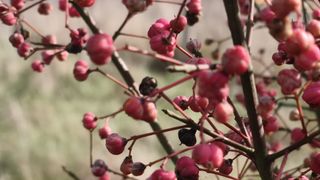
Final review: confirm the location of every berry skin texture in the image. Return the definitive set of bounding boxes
[123,97,157,122]
[91,159,108,177]
[82,112,97,130]
[148,169,177,180]
[31,60,45,73]
[170,16,187,33]
[105,133,127,155]
[285,29,315,56]
[86,33,114,65]
[147,18,170,38]
[74,0,95,7]
[192,144,212,166]
[214,101,233,123]
[73,60,89,81]
[302,81,320,107]
[221,45,250,75]
[294,45,320,71]
[277,69,301,95]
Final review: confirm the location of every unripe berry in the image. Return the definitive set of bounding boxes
[31,60,45,73]
[291,128,306,143]
[170,16,187,33]
[82,112,97,130]
[178,128,197,146]
[91,159,107,177]
[86,33,114,65]
[74,0,95,7]
[73,60,89,81]
[120,156,133,175]
[131,162,146,176]
[105,133,127,155]
[139,76,157,96]
[17,42,32,58]
[9,32,24,48]
[148,169,176,180]
[38,3,53,15]
[218,159,233,175]
[302,81,320,108]
[173,96,189,111]
[186,38,202,54]
[289,109,300,121]
[188,95,209,112]
[214,101,233,123]
[221,45,250,75]
[294,45,320,71]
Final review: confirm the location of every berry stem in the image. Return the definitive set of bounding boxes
[62,166,80,180]
[275,152,289,180]
[198,168,239,180]
[113,12,133,40]
[154,0,182,5]
[17,0,47,15]
[223,122,251,147]
[238,158,251,179]
[118,32,149,39]
[97,108,124,120]
[91,68,129,90]
[294,93,307,133]
[167,0,187,40]
[20,19,45,38]
[122,45,183,65]
[89,131,93,167]
[176,44,193,58]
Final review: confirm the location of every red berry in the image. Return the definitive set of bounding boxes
[42,35,57,45]
[295,45,320,71]
[175,156,199,180]
[310,152,320,174]
[173,96,189,110]
[1,10,17,26]
[74,0,95,7]
[17,42,32,58]
[263,115,280,134]
[123,97,157,122]
[120,156,133,175]
[291,128,306,143]
[214,101,233,123]
[86,33,114,65]
[188,95,209,112]
[307,20,320,38]
[98,122,112,139]
[271,0,301,19]
[187,0,202,14]
[302,81,320,107]
[11,0,24,10]
[41,50,55,65]
[209,143,224,168]
[192,144,212,166]
[91,159,107,177]
[38,2,53,15]
[149,31,176,57]
[147,18,170,38]
[9,32,24,48]
[285,29,315,56]
[218,159,233,175]
[221,45,250,75]
[82,112,97,130]
[56,51,68,61]
[105,133,127,155]
[31,60,45,73]
[277,68,301,95]
[99,173,110,180]
[170,16,187,33]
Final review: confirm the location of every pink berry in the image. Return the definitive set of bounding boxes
[313,9,320,20]
[98,122,112,139]
[170,16,187,33]
[147,18,170,38]
[120,156,133,175]
[307,20,320,38]
[122,0,149,13]
[270,0,301,19]
[291,128,306,143]
[302,81,320,107]
[148,169,176,180]
[192,144,212,166]
[9,32,24,48]
[188,95,209,112]
[295,45,320,71]
[277,69,301,95]
[86,33,114,65]
[41,50,55,65]
[218,159,233,175]
[124,97,144,120]
[173,96,189,110]
[11,0,24,10]
[214,101,233,123]
[272,51,286,66]
[73,60,89,81]
[99,173,110,180]
[59,0,69,11]
[197,71,229,105]
[141,100,157,122]
[175,156,199,180]
[131,162,146,176]
[1,10,17,26]
[222,45,249,75]
[56,51,68,61]
[74,0,95,7]
[38,2,53,15]
[31,60,45,73]
[91,159,107,177]
[310,152,320,174]
[258,7,276,23]
[209,143,224,168]
[68,6,80,17]
[17,42,32,58]
[149,31,176,57]
[285,29,315,56]
[82,112,97,130]
[213,142,230,156]
[105,133,127,155]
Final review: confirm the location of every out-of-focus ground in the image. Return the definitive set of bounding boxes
[0,1,317,180]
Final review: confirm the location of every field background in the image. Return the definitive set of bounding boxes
[0,0,316,180]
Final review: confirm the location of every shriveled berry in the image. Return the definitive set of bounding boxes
[139,76,157,96]
[120,156,133,175]
[131,162,146,176]
[91,159,108,177]
[173,96,189,110]
[178,128,197,146]
[105,133,127,155]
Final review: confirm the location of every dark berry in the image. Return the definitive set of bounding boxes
[139,76,157,96]
[186,11,199,26]
[178,128,197,146]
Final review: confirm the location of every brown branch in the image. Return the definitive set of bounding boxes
[62,166,80,180]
